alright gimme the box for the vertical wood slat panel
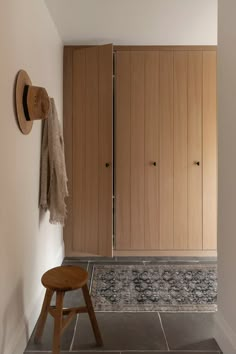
[159,51,174,249]
[203,51,217,250]
[73,49,87,252]
[98,44,113,256]
[85,47,99,253]
[188,51,203,250]
[130,52,144,249]
[115,47,216,253]
[144,51,160,249]
[130,52,145,249]
[173,52,188,249]
[116,52,131,250]
[63,48,73,254]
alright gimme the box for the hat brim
[15,70,33,135]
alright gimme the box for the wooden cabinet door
[173,51,188,250]
[144,52,160,249]
[159,51,174,249]
[116,51,160,250]
[188,51,203,250]
[203,51,217,250]
[115,51,131,250]
[116,51,146,250]
[115,48,216,254]
[64,46,216,257]
[72,44,113,256]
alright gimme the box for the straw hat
[15,70,50,134]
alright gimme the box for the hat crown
[26,86,50,120]
[15,70,50,134]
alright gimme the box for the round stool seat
[41,265,88,291]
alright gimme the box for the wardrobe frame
[63,45,217,258]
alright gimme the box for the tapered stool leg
[34,288,54,343]
[53,291,64,354]
[82,284,103,346]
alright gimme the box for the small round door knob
[105,162,110,168]
[153,162,157,166]
[194,161,200,166]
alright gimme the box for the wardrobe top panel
[64,45,217,52]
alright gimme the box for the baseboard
[215,310,236,354]
[65,249,217,257]
[4,241,65,354]
[114,250,217,257]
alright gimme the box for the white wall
[216,0,236,352]
[45,0,217,45]
[0,1,63,353]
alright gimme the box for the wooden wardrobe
[64,45,217,258]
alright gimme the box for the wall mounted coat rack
[15,70,50,134]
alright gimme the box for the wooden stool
[34,265,103,354]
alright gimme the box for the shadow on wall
[13,73,19,130]
[1,279,29,354]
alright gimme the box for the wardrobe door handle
[105,162,110,168]
[152,162,157,166]
[194,161,200,166]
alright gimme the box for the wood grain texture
[130,52,145,249]
[72,48,87,252]
[41,266,88,291]
[72,46,113,256]
[159,51,174,249]
[173,51,188,249]
[144,51,160,249]
[36,266,103,352]
[203,51,217,250]
[85,47,99,254]
[66,45,217,256]
[116,51,131,250]
[114,46,217,52]
[114,250,217,257]
[63,47,73,254]
[98,44,113,256]
[188,51,203,250]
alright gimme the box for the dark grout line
[63,351,221,353]
[157,312,170,351]
[24,349,222,353]
[89,264,95,293]
[69,313,79,351]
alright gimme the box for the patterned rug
[91,264,217,312]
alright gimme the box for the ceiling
[45,0,218,45]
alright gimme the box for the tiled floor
[24,257,221,354]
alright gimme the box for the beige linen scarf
[40,98,68,225]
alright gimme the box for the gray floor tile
[24,352,221,354]
[115,256,156,263]
[25,350,120,354]
[50,288,85,310]
[73,312,167,351]
[160,312,221,351]
[115,256,217,263]
[25,313,76,351]
[63,287,86,307]
[62,260,89,267]
[125,352,221,354]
